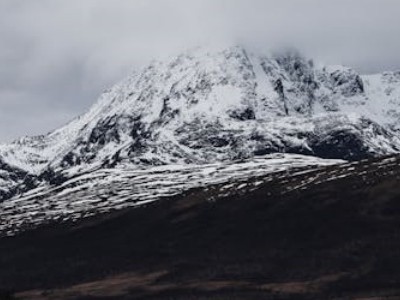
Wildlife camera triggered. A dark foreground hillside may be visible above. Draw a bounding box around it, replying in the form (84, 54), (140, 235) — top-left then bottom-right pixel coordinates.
(1, 156), (400, 299)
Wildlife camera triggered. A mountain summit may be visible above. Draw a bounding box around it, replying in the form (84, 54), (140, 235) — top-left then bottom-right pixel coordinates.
(1, 45), (400, 201)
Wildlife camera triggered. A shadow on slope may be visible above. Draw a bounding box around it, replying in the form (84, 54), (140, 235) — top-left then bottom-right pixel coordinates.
(1, 156), (400, 299)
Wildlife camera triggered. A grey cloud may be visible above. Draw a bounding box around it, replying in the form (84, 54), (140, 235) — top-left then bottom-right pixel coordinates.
(1, 0), (400, 141)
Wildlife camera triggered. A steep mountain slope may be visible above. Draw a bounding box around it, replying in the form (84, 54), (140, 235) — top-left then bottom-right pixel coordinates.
(0, 158), (33, 201)
(1, 155), (400, 299)
(362, 71), (400, 127)
(1, 45), (400, 201)
(37, 48), (400, 175)
(0, 154), (342, 237)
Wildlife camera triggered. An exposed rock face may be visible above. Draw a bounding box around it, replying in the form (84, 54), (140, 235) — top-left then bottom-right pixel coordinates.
(1, 45), (400, 200)
(0, 159), (27, 200)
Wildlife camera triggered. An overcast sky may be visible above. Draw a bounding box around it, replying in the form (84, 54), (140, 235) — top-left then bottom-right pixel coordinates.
(1, 0), (400, 142)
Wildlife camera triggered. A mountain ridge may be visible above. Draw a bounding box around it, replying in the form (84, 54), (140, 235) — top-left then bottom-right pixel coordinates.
(1, 45), (400, 202)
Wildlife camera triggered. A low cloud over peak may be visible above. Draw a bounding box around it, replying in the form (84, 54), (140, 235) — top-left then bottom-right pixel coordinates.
(1, 0), (400, 141)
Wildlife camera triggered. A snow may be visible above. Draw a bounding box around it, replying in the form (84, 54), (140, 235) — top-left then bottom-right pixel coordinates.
(0, 154), (343, 236)
(1, 45), (400, 232)
(1, 45), (400, 177)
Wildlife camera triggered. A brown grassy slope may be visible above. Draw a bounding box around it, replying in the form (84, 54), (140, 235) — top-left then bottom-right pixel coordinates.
(1, 156), (400, 299)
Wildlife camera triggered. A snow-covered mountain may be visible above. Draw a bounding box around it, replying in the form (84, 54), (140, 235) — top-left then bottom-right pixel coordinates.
(1, 45), (400, 203)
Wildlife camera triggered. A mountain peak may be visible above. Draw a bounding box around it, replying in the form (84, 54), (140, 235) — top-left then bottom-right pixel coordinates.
(1, 45), (400, 201)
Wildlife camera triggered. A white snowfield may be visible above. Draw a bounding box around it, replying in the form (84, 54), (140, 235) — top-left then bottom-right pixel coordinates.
(0, 154), (343, 236)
